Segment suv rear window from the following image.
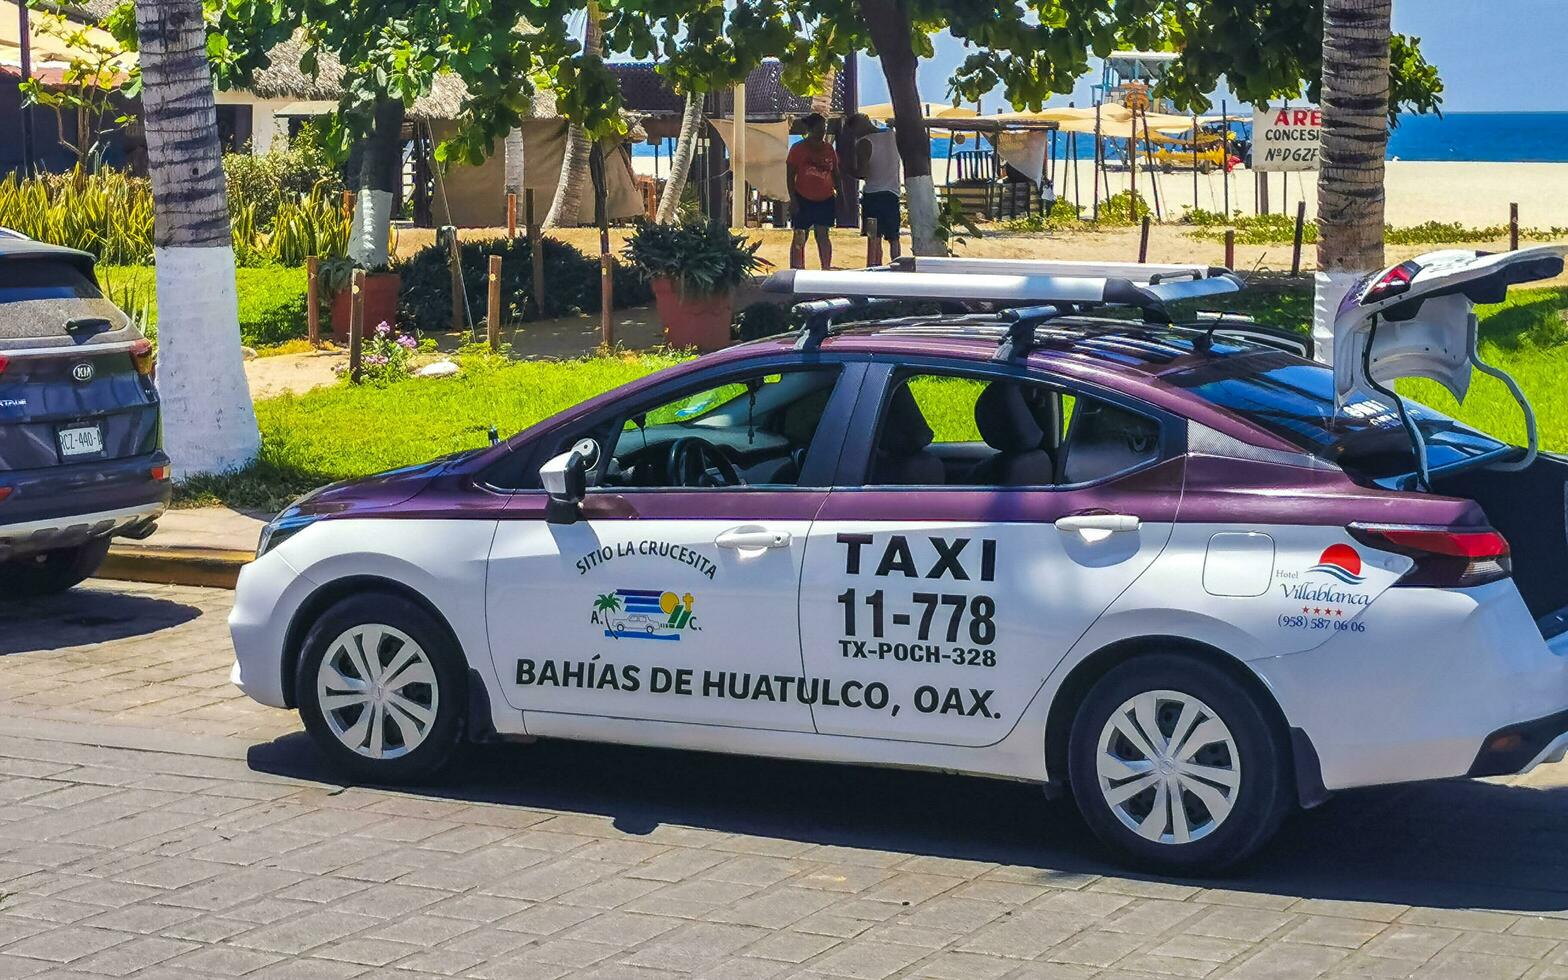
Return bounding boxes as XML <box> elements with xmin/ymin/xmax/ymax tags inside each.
<box><xmin>1165</xmin><ymin>351</ymin><xmax>1506</xmax><ymax>479</ymax></box>
<box><xmin>0</xmin><ymin>260</ymin><xmax>104</xmax><ymax>301</ymax></box>
<box><xmin>0</xmin><ymin>259</ymin><xmax>127</xmax><ymax>342</ymax></box>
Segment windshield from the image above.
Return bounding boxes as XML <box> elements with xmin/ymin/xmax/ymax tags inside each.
<box><xmin>1165</xmin><ymin>351</ymin><xmax>1507</xmax><ymax>479</ymax></box>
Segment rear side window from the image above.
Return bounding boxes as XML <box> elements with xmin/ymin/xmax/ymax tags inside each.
<box><xmin>1165</xmin><ymin>351</ymin><xmax>1505</xmax><ymax>478</ymax></box>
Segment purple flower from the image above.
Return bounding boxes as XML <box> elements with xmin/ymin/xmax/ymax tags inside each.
<box><xmin>365</xmin><ymin>353</ymin><xmax>389</xmax><ymax>366</ymax></box>
<box><xmin>375</xmin><ymin>321</ymin><xmax>392</xmax><ymax>337</ymax></box>
<box><xmin>396</xmin><ymin>335</ymin><xmax>417</xmax><ymax>350</ymax></box>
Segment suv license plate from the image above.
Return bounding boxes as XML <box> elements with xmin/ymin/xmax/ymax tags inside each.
<box><xmin>58</xmin><ymin>424</ymin><xmax>104</xmax><ymax>457</ymax></box>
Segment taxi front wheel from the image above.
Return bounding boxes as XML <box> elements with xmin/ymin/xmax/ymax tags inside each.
<box><xmin>295</xmin><ymin>594</ymin><xmax>467</xmax><ymax>784</ymax></box>
<box><xmin>1067</xmin><ymin>654</ymin><xmax>1291</xmax><ymax>874</ymax></box>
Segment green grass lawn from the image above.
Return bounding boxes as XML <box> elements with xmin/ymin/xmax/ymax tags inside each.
<box><xmin>98</xmin><ymin>265</ymin><xmax>309</xmax><ymax>350</ymax></box>
<box><xmin>181</xmin><ymin>285</ymin><xmax>1568</xmax><ymax>513</ymax></box>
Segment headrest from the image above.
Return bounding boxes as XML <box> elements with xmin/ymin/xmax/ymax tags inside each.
<box><xmin>975</xmin><ymin>383</ymin><xmax>1046</xmax><ymax>453</ymax></box>
<box><xmin>879</xmin><ymin>384</ymin><xmax>934</xmax><ymax>455</ymax></box>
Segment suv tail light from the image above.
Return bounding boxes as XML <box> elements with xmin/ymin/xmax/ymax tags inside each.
<box><xmin>1362</xmin><ymin>260</ymin><xmax>1421</xmax><ymax>303</ymax></box>
<box><xmin>1348</xmin><ymin>524</ymin><xmax>1511</xmax><ymax>588</ymax></box>
<box><xmin>130</xmin><ymin>339</ymin><xmax>155</xmax><ymax>377</ymax></box>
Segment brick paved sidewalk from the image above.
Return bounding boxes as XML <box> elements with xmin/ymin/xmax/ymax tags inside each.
<box><xmin>1</xmin><ymin>582</ymin><xmax>1568</xmax><ymax>979</ymax></box>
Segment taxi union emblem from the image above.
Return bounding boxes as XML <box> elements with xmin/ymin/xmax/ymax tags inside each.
<box><xmin>592</xmin><ymin>589</ymin><xmax>700</xmax><ymax>641</ymax></box>
<box><xmin>70</xmin><ymin>361</ymin><xmax>95</xmax><ymax>383</ymax></box>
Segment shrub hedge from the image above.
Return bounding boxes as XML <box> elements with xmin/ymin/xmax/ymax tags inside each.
<box><xmin>398</xmin><ymin>236</ymin><xmax>653</xmax><ymax>333</ymax></box>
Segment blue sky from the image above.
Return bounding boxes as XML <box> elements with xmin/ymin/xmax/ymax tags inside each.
<box><xmin>855</xmin><ymin>1</ymin><xmax>1568</xmax><ymax>114</ymax></box>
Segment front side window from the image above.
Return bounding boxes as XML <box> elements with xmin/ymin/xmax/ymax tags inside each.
<box><xmin>601</xmin><ymin>367</ymin><xmax>842</xmax><ymax>489</ymax></box>
<box><xmin>864</xmin><ymin>370</ymin><xmax>1159</xmax><ymax>488</ymax></box>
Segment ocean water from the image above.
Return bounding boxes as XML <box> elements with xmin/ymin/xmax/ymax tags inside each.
<box><xmin>631</xmin><ymin>112</ymin><xmax>1568</xmax><ymax>163</ymax></box>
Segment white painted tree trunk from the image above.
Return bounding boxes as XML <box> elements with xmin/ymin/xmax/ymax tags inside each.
<box><xmin>133</xmin><ymin>0</ymin><xmax>259</xmax><ymax>478</ymax></box>
<box><xmin>349</xmin><ymin>99</ymin><xmax>404</xmax><ymax>269</ymax></box>
<box><xmin>862</xmin><ymin>0</ymin><xmax>943</xmax><ymax>255</ymax></box>
<box><xmin>906</xmin><ymin>175</ymin><xmax>940</xmax><ymax>256</ymax></box>
<box><xmin>545</xmin><ymin>1</ymin><xmax>602</xmax><ymax>228</ymax></box>
<box><xmin>655</xmin><ymin>91</ymin><xmax>702</xmax><ymax>223</ymax></box>
<box><xmin>1312</xmin><ymin>0</ymin><xmax>1393</xmax><ymax>364</ymax></box>
<box><xmin>505</xmin><ymin>128</ymin><xmax>525</xmax><ymax>196</ymax></box>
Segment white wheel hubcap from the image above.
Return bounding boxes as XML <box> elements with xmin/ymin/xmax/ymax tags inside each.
<box><xmin>316</xmin><ymin>623</ymin><xmax>439</xmax><ymax>760</ymax></box>
<box><xmin>1095</xmin><ymin>690</ymin><xmax>1240</xmax><ymax>845</ymax></box>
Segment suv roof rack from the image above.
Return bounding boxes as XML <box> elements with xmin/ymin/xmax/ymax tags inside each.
<box><xmin>762</xmin><ymin>262</ymin><xmax>1243</xmax><ymax>329</ymax></box>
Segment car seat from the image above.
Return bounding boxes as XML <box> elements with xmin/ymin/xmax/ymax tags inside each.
<box><xmin>871</xmin><ymin>385</ymin><xmax>945</xmax><ymax>485</ymax></box>
<box><xmin>1058</xmin><ymin>400</ymin><xmax>1160</xmax><ymax>485</ymax></box>
<box><xmin>971</xmin><ymin>383</ymin><xmax>1056</xmax><ymax>486</ymax></box>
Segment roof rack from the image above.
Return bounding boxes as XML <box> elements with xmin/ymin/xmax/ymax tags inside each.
<box><xmin>761</xmin><ymin>262</ymin><xmax>1243</xmax><ymax>327</ymax></box>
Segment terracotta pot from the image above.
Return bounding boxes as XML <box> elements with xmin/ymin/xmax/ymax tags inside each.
<box><xmin>330</xmin><ymin>271</ymin><xmax>402</xmax><ymax>343</ymax></box>
<box><xmin>651</xmin><ymin>277</ymin><xmax>733</xmax><ymax>353</ymax></box>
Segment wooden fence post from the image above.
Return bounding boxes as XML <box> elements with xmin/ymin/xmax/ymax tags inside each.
<box><xmin>1137</xmin><ymin>216</ymin><xmax>1151</xmax><ymax>263</ymax></box>
<box><xmin>507</xmin><ymin>193</ymin><xmax>517</xmax><ymax>240</ymax></box>
<box><xmin>348</xmin><ymin>268</ymin><xmax>365</xmax><ymax>384</ymax></box>
<box><xmin>446</xmin><ymin>229</ymin><xmax>465</xmax><ymax>333</ymax></box>
<box><xmin>341</xmin><ymin>190</ymin><xmax>355</xmax><ymax>220</ymax></box>
<box><xmin>866</xmin><ymin>217</ymin><xmax>882</xmax><ymax>267</ymax></box>
<box><xmin>1291</xmin><ymin>200</ymin><xmax>1307</xmax><ymax>276</ymax></box>
<box><xmin>1224</xmin><ymin>228</ymin><xmax>1236</xmax><ymax>270</ymax></box>
<box><xmin>487</xmin><ymin>254</ymin><xmax>502</xmax><ymax>352</ymax></box>
<box><xmin>305</xmin><ymin>255</ymin><xmax>320</xmax><ymax>347</ymax></box>
<box><xmin>525</xmin><ymin>190</ymin><xmax>545</xmax><ymax>318</ymax></box>
<box><xmin>1510</xmin><ymin>203</ymin><xmax>1520</xmax><ymax>251</ymax></box>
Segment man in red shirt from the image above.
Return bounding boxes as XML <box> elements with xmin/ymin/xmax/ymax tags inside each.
<box><xmin>785</xmin><ymin>113</ymin><xmax>838</xmax><ymax>270</ymax></box>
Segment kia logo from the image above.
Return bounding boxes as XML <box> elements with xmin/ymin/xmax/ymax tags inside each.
<box><xmin>71</xmin><ymin>362</ymin><xmax>94</xmax><ymax>383</ymax></box>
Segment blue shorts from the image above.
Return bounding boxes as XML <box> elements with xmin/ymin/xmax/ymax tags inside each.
<box><xmin>792</xmin><ymin>197</ymin><xmax>837</xmax><ymax>230</ymax></box>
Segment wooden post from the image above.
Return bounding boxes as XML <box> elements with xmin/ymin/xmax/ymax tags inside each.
<box><xmin>600</xmin><ymin>252</ymin><xmax>614</xmax><ymax>348</ymax></box>
<box><xmin>1141</xmin><ymin>109</ymin><xmax>1163</xmax><ymax>223</ymax></box>
<box><xmin>487</xmin><ymin>254</ymin><xmax>502</xmax><ymax>352</ymax></box>
<box><xmin>507</xmin><ymin>192</ymin><xmax>517</xmax><ymax>239</ymax></box>
<box><xmin>1224</xmin><ymin>228</ymin><xmax>1235</xmax><ymax>270</ymax></box>
<box><xmin>1221</xmin><ymin>100</ymin><xmax>1230</xmax><ymax>216</ymax></box>
<box><xmin>865</xmin><ymin>217</ymin><xmax>882</xmax><ymax>267</ymax></box>
<box><xmin>1137</xmin><ymin>216</ymin><xmax>1151</xmax><ymax>263</ymax></box>
<box><xmin>1510</xmin><ymin>203</ymin><xmax>1520</xmax><ymax>251</ymax></box>
<box><xmin>341</xmin><ymin>189</ymin><xmax>354</xmax><ymax>220</ymax></box>
<box><xmin>348</xmin><ymin>268</ymin><xmax>365</xmax><ymax>384</ymax></box>
<box><xmin>446</xmin><ymin>229</ymin><xmax>465</xmax><ymax>333</ymax></box>
<box><xmin>525</xmin><ymin>190</ymin><xmax>545</xmax><ymax>318</ymax></box>
<box><xmin>1291</xmin><ymin>200</ymin><xmax>1307</xmax><ymax>276</ymax></box>
<box><xmin>305</xmin><ymin>255</ymin><xmax>320</xmax><ymax>347</ymax></box>
<box><xmin>1257</xmin><ymin>170</ymin><xmax>1270</xmax><ymax>216</ymax></box>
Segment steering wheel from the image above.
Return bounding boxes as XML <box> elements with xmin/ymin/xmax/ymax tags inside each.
<box><xmin>666</xmin><ymin>437</ymin><xmax>744</xmax><ymax>488</ymax></box>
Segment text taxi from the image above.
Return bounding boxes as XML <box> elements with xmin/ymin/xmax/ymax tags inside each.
<box><xmin>231</xmin><ymin>255</ymin><xmax>1568</xmax><ymax>872</ymax></box>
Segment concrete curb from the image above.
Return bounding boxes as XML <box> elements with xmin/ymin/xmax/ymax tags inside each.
<box><xmin>99</xmin><ymin>543</ymin><xmax>251</xmax><ymax>589</ymax></box>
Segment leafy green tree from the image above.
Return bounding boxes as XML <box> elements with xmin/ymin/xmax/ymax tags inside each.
<box><xmin>197</xmin><ymin>0</ymin><xmax>612</xmax><ymax>263</ymax></box>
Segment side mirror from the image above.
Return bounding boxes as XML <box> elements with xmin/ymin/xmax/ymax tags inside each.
<box><xmin>542</xmin><ymin>438</ymin><xmax>599</xmax><ymax>522</ymax></box>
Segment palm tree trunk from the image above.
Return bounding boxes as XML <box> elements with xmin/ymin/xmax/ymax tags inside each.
<box><xmin>860</xmin><ymin>0</ymin><xmax>941</xmax><ymax>255</ymax></box>
<box><xmin>811</xmin><ymin>68</ymin><xmax>837</xmax><ymax>116</ymax></box>
<box><xmin>655</xmin><ymin>90</ymin><xmax>702</xmax><ymax>223</ymax></box>
<box><xmin>544</xmin><ymin>0</ymin><xmax>602</xmax><ymax>228</ymax></box>
<box><xmin>349</xmin><ymin>98</ymin><xmax>405</xmax><ymax>268</ymax></box>
<box><xmin>132</xmin><ymin>0</ymin><xmax>259</xmax><ymax>478</ymax></box>
<box><xmin>1312</xmin><ymin>0</ymin><xmax>1392</xmax><ymax>363</ymax></box>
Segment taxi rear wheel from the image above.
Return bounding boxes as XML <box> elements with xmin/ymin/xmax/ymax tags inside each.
<box><xmin>1067</xmin><ymin>654</ymin><xmax>1291</xmax><ymax>874</ymax></box>
<box><xmin>295</xmin><ymin>594</ymin><xmax>466</xmax><ymax>784</ymax></box>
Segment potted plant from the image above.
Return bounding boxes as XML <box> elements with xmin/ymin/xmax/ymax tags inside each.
<box><xmin>623</xmin><ymin>218</ymin><xmax>765</xmax><ymax>352</ymax></box>
<box><xmin>322</xmin><ymin>257</ymin><xmax>402</xmax><ymax>344</ymax></box>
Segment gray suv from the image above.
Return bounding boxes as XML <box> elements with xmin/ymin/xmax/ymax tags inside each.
<box><xmin>0</xmin><ymin>233</ymin><xmax>171</xmax><ymax>596</ymax></box>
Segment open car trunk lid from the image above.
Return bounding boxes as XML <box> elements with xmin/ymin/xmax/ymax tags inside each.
<box><xmin>1331</xmin><ymin>245</ymin><xmax>1567</xmax><ymax>408</ymax></box>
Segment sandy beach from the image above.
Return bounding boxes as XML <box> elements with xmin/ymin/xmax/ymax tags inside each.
<box><xmin>632</xmin><ymin>157</ymin><xmax>1568</xmax><ymax>230</ymax></box>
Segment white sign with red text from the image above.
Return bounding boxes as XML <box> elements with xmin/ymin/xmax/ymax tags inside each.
<box><xmin>1252</xmin><ymin>105</ymin><xmax>1322</xmax><ymax>171</ymax></box>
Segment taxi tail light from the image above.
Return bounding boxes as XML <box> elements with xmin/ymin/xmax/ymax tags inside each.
<box><xmin>150</xmin><ymin>463</ymin><xmax>171</xmax><ymax>482</ymax></box>
<box><xmin>1363</xmin><ymin>261</ymin><xmax>1420</xmax><ymax>303</ymax></box>
<box><xmin>0</xmin><ymin>355</ymin><xmax>8</xmax><ymax>377</ymax></box>
<box><xmin>1348</xmin><ymin>524</ymin><xmax>1512</xmax><ymax>588</ymax></box>
<box><xmin>130</xmin><ymin>339</ymin><xmax>155</xmax><ymax>377</ymax></box>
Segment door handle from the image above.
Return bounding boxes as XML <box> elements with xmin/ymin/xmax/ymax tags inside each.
<box><xmin>1055</xmin><ymin>513</ymin><xmax>1142</xmax><ymax>534</ymax></box>
<box><xmin>715</xmin><ymin>526</ymin><xmax>792</xmax><ymax>550</ymax></box>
